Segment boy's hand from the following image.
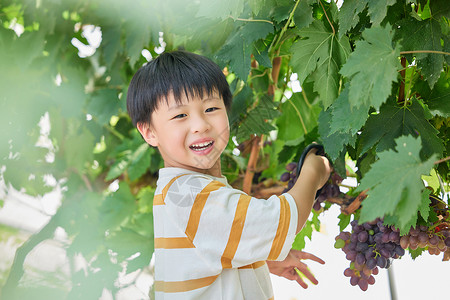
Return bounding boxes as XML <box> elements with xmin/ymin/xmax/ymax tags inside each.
<box><xmin>266</xmin><ymin>249</ymin><xmax>325</xmax><ymax>289</ymax></box>
<box><xmin>298</xmin><ymin>147</ymin><xmax>332</xmax><ymax>194</ymax></box>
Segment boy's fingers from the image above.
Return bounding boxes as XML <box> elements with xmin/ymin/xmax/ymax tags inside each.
<box><xmin>295</xmin><ymin>263</ymin><xmax>319</xmax><ymax>285</ymax></box>
<box><xmin>292</xmin><ymin>250</ymin><xmax>326</xmax><ymax>264</ymax></box>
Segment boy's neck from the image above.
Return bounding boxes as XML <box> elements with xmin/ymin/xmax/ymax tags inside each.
<box><xmin>164</xmin><ymin>160</ymin><xmax>223</xmax><ymax>178</ymax></box>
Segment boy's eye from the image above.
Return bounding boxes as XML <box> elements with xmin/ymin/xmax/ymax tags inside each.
<box><xmin>173</xmin><ymin>113</ymin><xmax>187</xmax><ymax>119</ymax></box>
<box><xmin>205</xmin><ymin>107</ymin><xmax>219</xmax><ymax>113</ymax></box>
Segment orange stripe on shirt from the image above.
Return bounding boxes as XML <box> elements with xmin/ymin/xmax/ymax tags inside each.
<box><xmin>154</xmin><ymin>274</ymin><xmax>220</xmax><ymax>293</ymax></box>
<box><xmin>153</xmin><ymin>174</ymin><xmax>188</xmax><ymax>206</ymax></box>
<box><xmin>221</xmin><ymin>194</ymin><xmax>251</xmax><ymax>269</ymax></box>
<box><xmin>154</xmin><ymin>237</ymin><xmax>195</xmax><ymax>249</ymax></box>
<box><xmin>185</xmin><ymin>180</ymin><xmax>226</xmax><ymax>240</ymax></box>
<box><xmin>238</xmin><ymin>261</ymin><xmax>266</xmax><ymax>269</ymax></box>
<box><xmin>267</xmin><ymin>195</ymin><xmax>291</xmax><ymax>260</ymax></box>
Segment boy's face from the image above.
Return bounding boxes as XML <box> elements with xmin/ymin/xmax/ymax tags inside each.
<box><xmin>138</xmin><ymin>91</ymin><xmax>230</xmax><ymax>177</ymax></box>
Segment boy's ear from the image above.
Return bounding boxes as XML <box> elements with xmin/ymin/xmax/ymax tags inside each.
<box><xmin>137</xmin><ymin>122</ymin><xmax>158</xmax><ymax>147</ymax></box>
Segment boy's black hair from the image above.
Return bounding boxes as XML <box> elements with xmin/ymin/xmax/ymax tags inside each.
<box><xmin>127</xmin><ymin>50</ymin><xmax>232</xmax><ymax>127</ymax></box>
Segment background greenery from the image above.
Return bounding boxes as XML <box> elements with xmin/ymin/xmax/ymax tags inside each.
<box><xmin>0</xmin><ymin>0</ymin><xmax>448</xmax><ymax>299</ymax></box>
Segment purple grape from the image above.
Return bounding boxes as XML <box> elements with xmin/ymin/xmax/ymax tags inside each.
<box><xmin>358</xmin><ymin>231</ymin><xmax>369</xmax><ymax>243</ymax></box>
<box><xmin>429</xmin><ymin>235</ymin><xmax>439</xmax><ymax>246</ymax></box>
<box><xmin>394</xmin><ymin>245</ymin><xmax>405</xmax><ymax>256</ymax></box>
<box><xmin>346</xmin><ymin>251</ymin><xmax>357</xmax><ymax>261</ymax></box>
<box><xmin>344</xmin><ymin>268</ymin><xmax>354</xmax><ymax>277</ymax></box>
<box><xmin>350</xmin><ymin>276</ymin><xmax>359</xmax><ymax>286</ymax></box>
<box><xmin>366</xmin><ymin>257</ymin><xmax>377</xmax><ymax>269</ymax></box>
<box><xmin>313</xmin><ymin>201</ymin><xmax>322</xmax><ymax>211</ymax></box>
<box><xmin>376</xmin><ymin>256</ymin><xmax>387</xmax><ymax>268</ymax></box>
<box><xmin>356</xmin><ymin>242</ymin><xmax>369</xmax><ymax>252</ymax></box>
<box><xmin>286</xmin><ymin>162</ymin><xmax>297</xmax><ymax>172</ymax></box>
<box><xmin>445</xmin><ymin>237</ymin><xmax>450</xmax><ymax>247</ymax></box>
<box><xmin>280</xmin><ymin>172</ymin><xmax>290</xmax><ymax>182</ymax></box>
<box><xmin>287</xmin><ymin>180</ymin><xmax>294</xmax><ymax>189</ymax></box>
<box><xmin>356</xmin><ymin>253</ymin><xmax>366</xmax><ymax>265</ymax></box>
<box><xmin>358</xmin><ymin>278</ymin><xmax>368</xmax><ymax>291</ymax></box>
<box><xmin>389</xmin><ymin>231</ymin><xmax>400</xmax><ymax>243</ymax></box>
<box><xmin>380</xmin><ymin>248</ymin><xmax>391</xmax><ymax>258</ymax></box>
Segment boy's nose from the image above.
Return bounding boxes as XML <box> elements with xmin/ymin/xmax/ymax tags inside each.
<box><xmin>191</xmin><ymin>115</ymin><xmax>211</xmax><ymax>133</ymax></box>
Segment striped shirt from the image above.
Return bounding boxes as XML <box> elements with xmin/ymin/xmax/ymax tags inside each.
<box><xmin>153</xmin><ymin>167</ymin><xmax>298</xmax><ymax>299</ymax></box>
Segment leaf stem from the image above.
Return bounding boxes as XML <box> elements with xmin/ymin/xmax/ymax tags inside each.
<box><xmin>400</xmin><ymin>50</ymin><xmax>450</xmax><ymax>56</ymax></box>
<box><xmin>104</xmin><ymin>124</ymin><xmax>125</xmax><ymax>141</ymax></box>
<box><xmin>269</xmin><ymin>0</ymin><xmax>301</xmax><ymax>53</ymax></box>
<box><xmin>319</xmin><ymin>0</ymin><xmax>335</xmax><ymax>36</ymax></box>
<box><xmin>398</xmin><ymin>56</ymin><xmax>406</xmax><ymax>105</ymax></box>
<box><xmin>434</xmin><ymin>156</ymin><xmax>450</xmax><ymax>165</ymax></box>
<box><xmin>287</xmin><ymin>97</ymin><xmax>308</xmax><ymax>133</ymax></box>
<box><xmin>229</xmin><ymin>16</ymin><xmax>273</xmax><ymax>25</ymax></box>
<box><xmin>301</xmin><ymin>85</ymin><xmax>312</xmax><ymax>109</ymax></box>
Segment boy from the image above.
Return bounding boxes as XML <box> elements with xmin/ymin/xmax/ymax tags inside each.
<box><xmin>127</xmin><ymin>50</ymin><xmax>331</xmax><ymax>299</ymax></box>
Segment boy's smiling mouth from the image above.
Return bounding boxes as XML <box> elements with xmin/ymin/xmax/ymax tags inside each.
<box><xmin>189</xmin><ymin>140</ymin><xmax>214</xmax><ymax>152</ymax></box>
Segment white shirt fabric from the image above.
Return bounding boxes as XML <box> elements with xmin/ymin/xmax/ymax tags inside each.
<box><xmin>153</xmin><ymin>167</ymin><xmax>298</xmax><ymax>299</ymax></box>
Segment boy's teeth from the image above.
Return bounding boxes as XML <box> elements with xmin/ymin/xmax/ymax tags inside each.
<box><xmin>190</xmin><ymin>141</ymin><xmax>213</xmax><ymax>150</ymax></box>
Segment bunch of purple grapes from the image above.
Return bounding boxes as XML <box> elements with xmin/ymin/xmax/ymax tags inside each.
<box><xmin>334</xmin><ymin>218</ymin><xmax>405</xmax><ymax>291</ymax></box>
<box><xmin>399</xmin><ymin>225</ymin><xmax>450</xmax><ymax>255</ymax></box>
<box><xmin>280</xmin><ymin>163</ymin><xmax>342</xmax><ymax>210</ymax></box>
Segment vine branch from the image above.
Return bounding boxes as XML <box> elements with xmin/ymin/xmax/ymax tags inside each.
<box><xmin>242</xmin><ymin>135</ymin><xmax>262</xmax><ymax>194</ymax></box>
<box><xmin>400</xmin><ymin>50</ymin><xmax>450</xmax><ymax>56</ymax></box>
<box><xmin>318</xmin><ymin>0</ymin><xmax>335</xmax><ymax>35</ymax></box>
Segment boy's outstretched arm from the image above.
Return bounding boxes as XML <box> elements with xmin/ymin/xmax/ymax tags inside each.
<box><xmin>288</xmin><ymin>148</ymin><xmax>331</xmax><ymax>233</ymax></box>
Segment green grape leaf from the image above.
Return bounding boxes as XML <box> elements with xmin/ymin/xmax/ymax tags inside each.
<box><xmin>99</xmin><ymin>182</ymin><xmax>136</xmax><ymax>230</ymax></box>
<box><xmin>444</xmin><ymin>35</ymin><xmax>450</xmax><ymax>65</ymax></box>
<box><xmin>358</xmin><ymin>99</ymin><xmax>444</xmax><ymax>159</ymax></box>
<box><xmin>101</xmin><ymin>24</ymin><xmax>122</xmax><ymax>68</ymax></box>
<box><xmin>338</xmin><ymin>213</ymin><xmax>351</xmax><ymax>232</ymax></box>
<box><xmin>408</xmin><ymin>247</ymin><xmax>425</xmax><ymax>260</ymax></box>
<box><xmin>290</xmin><ymin>20</ymin><xmax>351</xmax><ymax>108</ymax></box>
<box><xmin>414</xmin><ymin>71</ymin><xmax>450</xmax><ymax>117</ymax></box>
<box><xmin>217</xmin><ymin>21</ymin><xmax>273</xmax><ymax>80</ymax></box>
<box><xmin>196</xmin><ymin>0</ymin><xmax>245</xmax><ymax>20</ymax></box>
<box><xmin>276</xmin><ymin>92</ymin><xmax>321</xmax><ymax>142</ymax></box>
<box><xmin>127</xmin><ymin>144</ymin><xmax>152</xmax><ymax>181</ymax></box>
<box><xmin>106</xmin><ymin>227</ymin><xmax>152</xmax><ymax>260</ymax></box>
<box><xmin>429</xmin><ymin>0</ymin><xmax>450</xmax><ymax>18</ymax></box>
<box><xmin>235</xmin><ymin>95</ymin><xmax>280</xmax><ymax>141</ymax></box>
<box><xmin>318</xmin><ymin>108</ymin><xmax>356</xmax><ymax>161</ymax></box>
<box><xmin>340</xmin><ymin>25</ymin><xmax>400</xmax><ymax>110</ymax></box>
<box><xmin>366</xmin><ymin>0</ymin><xmax>396</xmax><ymax>26</ymax></box>
<box><xmin>125</xmin><ymin>20</ymin><xmax>150</xmax><ymax>68</ymax></box>
<box><xmin>358</xmin><ymin>136</ymin><xmax>437</xmax><ymax>229</ymax></box>
<box><xmin>338</xmin><ymin>0</ymin><xmax>396</xmax><ymax>38</ymax></box>
<box><xmin>87</xmin><ymin>89</ymin><xmax>121</xmax><ymax>125</ymax></box>
<box><xmin>271</xmin><ymin>0</ymin><xmax>292</xmax><ymax>23</ymax></box>
<box><xmin>137</xmin><ymin>186</ymin><xmax>156</xmax><ymax>213</ymax></box>
<box><xmin>329</xmin><ymin>83</ymin><xmax>371</xmax><ymax>135</ymax></box>
<box><xmin>417</xmin><ymin>188</ymin><xmax>431</xmax><ymax>222</ymax></box>
<box><xmin>293</xmin><ymin>0</ymin><xmax>314</xmax><ymax>30</ymax></box>
<box><xmin>51</xmin><ymin>66</ymin><xmax>88</xmax><ymax>119</ymax></box>
<box><xmin>65</xmin><ymin>126</ymin><xmax>95</xmax><ymax>172</ymax></box>
<box><xmin>395</xmin><ymin>17</ymin><xmax>444</xmax><ymax>88</ymax></box>
<box><xmin>106</xmin><ymin>139</ymin><xmax>151</xmax><ymax>181</ymax></box>
<box><xmin>338</xmin><ymin>0</ymin><xmax>368</xmax><ymax>38</ymax></box>
<box><xmin>13</xmin><ymin>30</ymin><xmax>47</xmax><ymax>68</ymax></box>
<box><xmin>292</xmin><ymin>211</ymin><xmax>320</xmax><ymax>251</ymax></box>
